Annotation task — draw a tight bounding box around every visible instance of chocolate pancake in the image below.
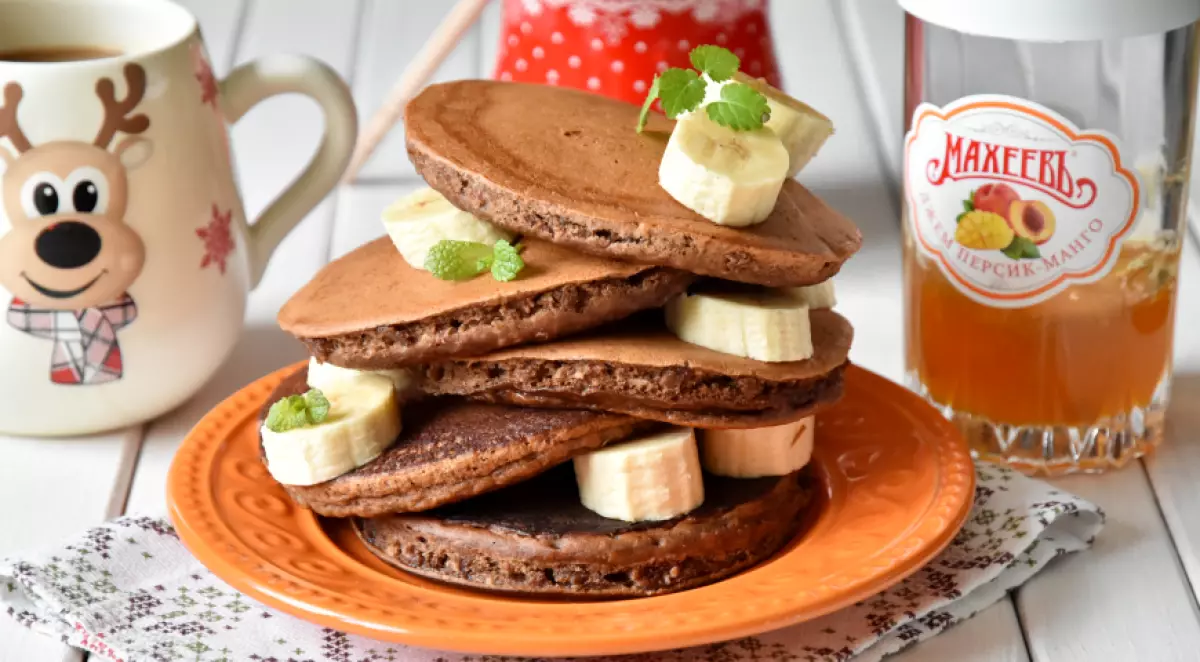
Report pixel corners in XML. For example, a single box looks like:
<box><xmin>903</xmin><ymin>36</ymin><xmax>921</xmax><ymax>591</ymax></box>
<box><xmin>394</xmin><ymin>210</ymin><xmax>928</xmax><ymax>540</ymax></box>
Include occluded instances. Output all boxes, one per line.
<box><xmin>355</xmin><ymin>464</ymin><xmax>812</xmax><ymax>596</ymax></box>
<box><xmin>415</xmin><ymin>309</ymin><xmax>853</xmax><ymax>428</ymax></box>
<box><xmin>262</xmin><ymin>368</ymin><xmax>654</xmax><ymax>517</ymax></box>
<box><xmin>405</xmin><ymin>80</ymin><xmax>862</xmax><ymax>287</ymax></box>
<box><xmin>278</xmin><ymin>237</ymin><xmax>693</xmax><ymax>368</ymax></box>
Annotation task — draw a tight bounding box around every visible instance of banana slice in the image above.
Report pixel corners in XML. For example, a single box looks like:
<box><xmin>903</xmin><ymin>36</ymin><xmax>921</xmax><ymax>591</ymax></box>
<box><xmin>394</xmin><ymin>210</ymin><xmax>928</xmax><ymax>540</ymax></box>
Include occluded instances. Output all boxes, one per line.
<box><xmin>665</xmin><ymin>288</ymin><xmax>812</xmax><ymax>362</ymax></box>
<box><xmin>381</xmin><ymin>187</ymin><xmax>513</xmax><ymax>269</ymax></box>
<box><xmin>261</xmin><ymin>376</ymin><xmax>401</xmax><ymax>486</ymax></box>
<box><xmin>658</xmin><ymin>111</ymin><xmax>789</xmax><ymax>227</ymax></box>
<box><xmin>702</xmin><ymin>417</ymin><xmax>814</xmax><ymax>478</ymax></box>
<box><xmin>788</xmin><ymin>280</ymin><xmax>836</xmax><ymax>309</ymax></box>
<box><xmin>573</xmin><ymin>427</ymin><xmax>704</xmax><ymax>522</ymax></box>
<box><xmin>732</xmin><ymin>73</ymin><xmax>833</xmax><ymax>178</ymax></box>
<box><xmin>307</xmin><ymin>357</ymin><xmax>412</xmax><ymax>396</ymax></box>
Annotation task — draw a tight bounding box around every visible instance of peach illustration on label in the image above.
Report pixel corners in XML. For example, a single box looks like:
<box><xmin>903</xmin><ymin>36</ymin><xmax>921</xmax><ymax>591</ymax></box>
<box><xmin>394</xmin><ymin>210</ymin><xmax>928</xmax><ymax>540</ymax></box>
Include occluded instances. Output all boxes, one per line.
<box><xmin>956</xmin><ymin>186</ymin><xmax>1049</xmax><ymax>261</ymax></box>
<box><xmin>1009</xmin><ymin>200</ymin><xmax>1055</xmax><ymax>245</ymax></box>
<box><xmin>972</xmin><ymin>183</ymin><xmax>1019</xmax><ymax>217</ymax></box>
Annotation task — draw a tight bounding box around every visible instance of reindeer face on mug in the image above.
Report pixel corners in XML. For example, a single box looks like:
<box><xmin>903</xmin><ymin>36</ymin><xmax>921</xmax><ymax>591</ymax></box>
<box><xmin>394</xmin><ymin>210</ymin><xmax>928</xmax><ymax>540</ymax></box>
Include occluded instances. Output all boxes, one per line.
<box><xmin>0</xmin><ymin>64</ymin><xmax>151</xmax><ymax>310</ymax></box>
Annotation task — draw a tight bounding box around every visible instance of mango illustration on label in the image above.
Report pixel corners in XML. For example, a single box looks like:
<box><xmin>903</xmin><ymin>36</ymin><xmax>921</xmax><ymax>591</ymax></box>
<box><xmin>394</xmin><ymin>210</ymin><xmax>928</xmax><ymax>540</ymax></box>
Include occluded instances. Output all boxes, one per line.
<box><xmin>905</xmin><ymin>95</ymin><xmax>1139</xmax><ymax>308</ymax></box>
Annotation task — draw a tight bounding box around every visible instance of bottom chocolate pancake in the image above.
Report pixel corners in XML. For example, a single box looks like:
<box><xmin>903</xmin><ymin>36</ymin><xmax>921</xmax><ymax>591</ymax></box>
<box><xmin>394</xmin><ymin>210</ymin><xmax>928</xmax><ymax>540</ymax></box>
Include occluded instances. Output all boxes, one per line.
<box><xmin>415</xmin><ymin>309</ymin><xmax>853</xmax><ymax>429</ymax></box>
<box><xmin>262</xmin><ymin>368</ymin><xmax>653</xmax><ymax>517</ymax></box>
<box><xmin>355</xmin><ymin>464</ymin><xmax>812</xmax><ymax>597</ymax></box>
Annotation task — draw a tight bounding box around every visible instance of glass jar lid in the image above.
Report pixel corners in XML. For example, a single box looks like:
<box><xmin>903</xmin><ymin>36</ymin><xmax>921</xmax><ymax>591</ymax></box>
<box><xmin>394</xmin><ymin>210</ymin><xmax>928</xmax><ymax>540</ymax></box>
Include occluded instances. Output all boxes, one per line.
<box><xmin>899</xmin><ymin>0</ymin><xmax>1200</xmax><ymax>41</ymax></box>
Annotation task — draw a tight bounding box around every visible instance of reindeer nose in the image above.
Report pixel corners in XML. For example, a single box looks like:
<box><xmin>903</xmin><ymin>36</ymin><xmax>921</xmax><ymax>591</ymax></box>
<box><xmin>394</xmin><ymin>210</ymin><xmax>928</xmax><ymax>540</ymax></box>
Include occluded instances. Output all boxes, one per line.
<box><xmin>35</xmin><ymin>221</ymin><xmax>102</xmax><ymax>269</ymax></box>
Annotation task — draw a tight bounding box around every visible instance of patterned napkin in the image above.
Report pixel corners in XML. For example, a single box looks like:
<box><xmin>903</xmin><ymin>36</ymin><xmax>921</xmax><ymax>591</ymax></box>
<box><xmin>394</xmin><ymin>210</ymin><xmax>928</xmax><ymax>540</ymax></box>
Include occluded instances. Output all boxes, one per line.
<box><xmin>2</xmin><ymin>463</ymin><xmax>1102</xmax><ymax>662</ymax></box>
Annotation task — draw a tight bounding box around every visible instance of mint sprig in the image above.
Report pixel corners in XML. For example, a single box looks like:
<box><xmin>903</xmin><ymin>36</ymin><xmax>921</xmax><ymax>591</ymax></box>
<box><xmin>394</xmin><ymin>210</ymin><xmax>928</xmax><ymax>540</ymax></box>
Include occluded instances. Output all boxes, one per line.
<box><xmin>689</xmin><ymin>45</ymin><xmax>739</xmax><ymax>81</ymax></box>
<box><xmin>425</xmin><ymin>239</ymin><xmax>526</xmax><ymax>282</ymax></box>
<box><xmin>705</xmin><ymin>83</ymin><xmax>771</xmax><ymax>131</ymax></box>
<box><xmin>266</xmin><ymin>388</ymin><xmax>331</xmax><ymax>433</ymax></box>
<box><xmin>490</xmin><ymin>239</ymin><xmax>525</xmax><ymax>281</ymax></box>
<box><xmin>658</xmin><ymin>69</ymin><xmax>705</xmax><ymax>119</ymax></box>
<box><xmin>637</xmin><ymin>76</ymin><xmax>662</xmax><ymax>133</ymax></box>
<box><xmin>636</xmin><ymin>44</ymin><xmax>769</xmax><ymax>133</ymax></box>
<box><xmin>425</xmin><ymin>240</ymin><xmax>493</xmax><ymax>280</ymax></box>
<box><xmin>304</xmin><ymin>389</ymin><xmax>330</xmax><ymax>421</ymax></box>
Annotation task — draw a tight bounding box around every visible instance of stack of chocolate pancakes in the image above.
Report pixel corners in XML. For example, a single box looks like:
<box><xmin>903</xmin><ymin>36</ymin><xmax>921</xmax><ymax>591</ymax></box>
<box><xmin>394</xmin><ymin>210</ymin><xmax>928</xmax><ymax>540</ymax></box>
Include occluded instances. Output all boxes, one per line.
<box><xmin>266</xmin><ymin>80</ymin><xmax>862</xmax><ymax>597</ymax></box>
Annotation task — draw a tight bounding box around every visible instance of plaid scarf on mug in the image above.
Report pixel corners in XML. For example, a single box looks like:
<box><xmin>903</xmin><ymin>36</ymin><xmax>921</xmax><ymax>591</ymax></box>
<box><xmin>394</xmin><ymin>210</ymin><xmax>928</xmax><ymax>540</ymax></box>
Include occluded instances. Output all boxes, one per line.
<box><xmin>7</xmin><ymin>294</ymin><xmax>138</xmax><ymax>385</ymax></box>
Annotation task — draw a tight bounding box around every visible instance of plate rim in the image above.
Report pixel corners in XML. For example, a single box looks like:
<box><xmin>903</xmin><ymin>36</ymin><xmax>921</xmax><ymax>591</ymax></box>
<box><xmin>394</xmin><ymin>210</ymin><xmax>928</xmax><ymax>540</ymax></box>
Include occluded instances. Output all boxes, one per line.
<box><xmin>167</xmin><ymin>361</ymin><xmax>975</xmax><ymax>656</ymax></box>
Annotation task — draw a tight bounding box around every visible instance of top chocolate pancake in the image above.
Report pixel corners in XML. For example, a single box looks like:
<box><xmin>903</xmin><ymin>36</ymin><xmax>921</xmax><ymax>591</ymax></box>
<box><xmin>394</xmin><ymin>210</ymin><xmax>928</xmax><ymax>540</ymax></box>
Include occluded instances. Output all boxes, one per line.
<box><xmin>406</xmin><ymin>80</ymin><xmax>862</xmax><ymax>287</ymax></box>
<box><xmin>416</xmin><ymin>309</ymin><xmax>854</xmax><ymax>429</ymax></box>
<box><xmin>277</xmin><ymin>236</ymin><xmax>692</xmax><ymax>368</ymax></box>
<box><xmin>264</xmin><ymin>367</ymin><xmax>653</xmax><ymax>517</ymax></box>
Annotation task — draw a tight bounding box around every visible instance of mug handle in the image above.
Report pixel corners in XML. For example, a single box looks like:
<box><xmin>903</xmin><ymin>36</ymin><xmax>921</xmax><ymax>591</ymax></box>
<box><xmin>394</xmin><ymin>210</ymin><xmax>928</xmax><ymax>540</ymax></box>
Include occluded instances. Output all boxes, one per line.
<box><xmin>220</xmin><ymin>55</ymin><xmax>358</xmax><ymax>288</ymax></box>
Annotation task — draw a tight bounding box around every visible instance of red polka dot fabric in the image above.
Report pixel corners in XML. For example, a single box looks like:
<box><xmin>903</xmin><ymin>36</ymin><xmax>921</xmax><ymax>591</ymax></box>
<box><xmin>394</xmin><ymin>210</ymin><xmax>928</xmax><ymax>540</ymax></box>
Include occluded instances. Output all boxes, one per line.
<box><xmin>493</xmin><ymin>0</ymin><xmax>781</xmax><ymax>106</ymax></box>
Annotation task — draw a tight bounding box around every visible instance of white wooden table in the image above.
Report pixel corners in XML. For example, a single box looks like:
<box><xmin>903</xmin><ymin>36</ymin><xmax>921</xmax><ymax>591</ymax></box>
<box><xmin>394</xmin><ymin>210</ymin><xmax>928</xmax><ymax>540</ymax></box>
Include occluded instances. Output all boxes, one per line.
<box><xmin>4</xmin><ymin>2</ymin><xmax>1200</xmax><ymax>660</ymax></box>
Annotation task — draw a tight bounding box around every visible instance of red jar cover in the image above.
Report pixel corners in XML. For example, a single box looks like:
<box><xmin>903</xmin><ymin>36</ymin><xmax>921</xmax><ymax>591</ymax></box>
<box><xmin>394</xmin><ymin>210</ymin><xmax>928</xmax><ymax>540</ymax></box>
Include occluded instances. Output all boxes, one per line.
<box><xmin>493</xmin><ymin>0</ymin><xmax>781</xmax><ymax>105</ymax></box>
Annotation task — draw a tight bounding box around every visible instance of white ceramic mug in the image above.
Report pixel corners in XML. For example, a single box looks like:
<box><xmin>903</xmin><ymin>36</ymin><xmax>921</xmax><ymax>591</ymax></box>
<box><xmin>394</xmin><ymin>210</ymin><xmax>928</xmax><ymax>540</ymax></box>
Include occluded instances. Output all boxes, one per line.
<box><xmin>0</xmin><ymin>0</ymin><xmax>357</xmax><ymax>435</ymax></box>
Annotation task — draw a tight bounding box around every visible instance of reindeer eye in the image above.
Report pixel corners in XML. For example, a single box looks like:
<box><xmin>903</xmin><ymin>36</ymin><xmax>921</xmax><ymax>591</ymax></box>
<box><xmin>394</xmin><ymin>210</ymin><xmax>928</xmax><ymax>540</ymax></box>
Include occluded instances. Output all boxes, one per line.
<box><xmin>64</xmin><ymin>167</ymin><xmax>109</xmax><ymax>215</ymax></box>
<box><xmin>74</xmin><ymin>181</ymin><xmax>99</xmax><ymax>213</ymax></box>
<box><xmin>33</xmin><ymin>183</ymin><xmax>58</xmax><ymax>216</ymax></box>
<box><xmin>20</xmin><ymin>175</ymin><xmax>65</xmax><ymax>219</ymax></box>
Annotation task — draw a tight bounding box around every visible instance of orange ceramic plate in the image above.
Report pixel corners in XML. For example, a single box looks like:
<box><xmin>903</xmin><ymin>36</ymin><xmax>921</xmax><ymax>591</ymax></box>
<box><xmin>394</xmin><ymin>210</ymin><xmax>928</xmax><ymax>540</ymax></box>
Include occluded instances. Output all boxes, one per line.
<box><xmin>167</xmin><ymin>362</ymin><xmax>974</xmax><ymax>657</ymax></box>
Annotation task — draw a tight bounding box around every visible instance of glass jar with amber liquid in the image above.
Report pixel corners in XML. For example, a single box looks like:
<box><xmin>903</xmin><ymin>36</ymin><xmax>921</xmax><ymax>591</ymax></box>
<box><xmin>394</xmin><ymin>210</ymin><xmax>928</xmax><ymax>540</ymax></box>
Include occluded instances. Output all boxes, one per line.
<box><xmin>900</xmin><ymin>0</ymin><xmax>1200</xmax><ymax>474</ymax></box>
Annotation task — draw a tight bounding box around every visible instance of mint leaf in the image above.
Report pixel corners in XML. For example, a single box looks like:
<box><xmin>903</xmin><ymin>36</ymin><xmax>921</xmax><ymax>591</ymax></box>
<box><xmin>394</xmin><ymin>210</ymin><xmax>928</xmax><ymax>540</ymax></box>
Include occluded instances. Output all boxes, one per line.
<box><xmin>962</xmin><ymin>199</ymin><xmax>974</xmax><ymax>212</ymax></box>
<box><xmin>636</xmin><ymin>75</ymin><xmax>661</xmax><ymax>133</ymax></box>
<box><xmin>705</xmin><ymin>82</ymin><xmax>770</xmax><ymax>130</ymax></box>
<box><xmin>265</xmin><ymin>389</ymin><xmax>332</xmax><ymax>432</ymax></box>
<box><xmin>303</xmin><ymin>389</ymin><xmax>330</xmax><ymax>424</ymax></box>
<box><xmin>425</xmin><ymin>240</ymin><xmax>494</xmax><ymax>281</ymax></box>
<box><xmin>690</xmin><ymin>45</ymin><xmax>739</xmax><ymax>82</ymax></box>
<box><xmin>1001</xmin><ymin>237</ymin><xmax>1040</xmax><ymax>260</ymax></box>
<box><xmin>491</xmin><ymin>239</ymin><xmax>525</xmax><ymax>282</ymax></box>
<box><xmin>473</xmin><ymin>250</ymin><xmax>495</xmax><ymax>273</ymax></box>
<box><xmin>657</xmin><ymin>68</ymin><xmax>706</xmax><ymax>119</ymax></box>
<box><xmin>423</xmin><ymin>239</ymin><xmax>527</xmax><ymax>282</ymax></box>
<box><xmin>265</xmin><ymin>395</ymin><xmax>309</xmax><ymax>433</ymax></box>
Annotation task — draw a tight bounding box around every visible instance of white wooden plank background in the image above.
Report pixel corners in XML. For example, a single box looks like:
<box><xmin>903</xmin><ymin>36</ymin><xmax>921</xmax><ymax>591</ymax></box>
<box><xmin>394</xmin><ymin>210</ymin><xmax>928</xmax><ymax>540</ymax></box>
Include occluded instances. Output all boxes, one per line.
<box><xmin>353</xmin><ymin>0</ymin><xmax>484</xmax><ymax>181</ymax></box>
<box><xmin>1020</xmin><ymin>467</ymin><xmax>1200</xmax><ymax>662</ymax></box>
<box><xmin>234</xmin><ymin>0</ymin><xmax>363</xmax><ymax>325</ymax></box>
<box><xmin>1145</xmin><ymin>374</ymin><xmax>1200</xmax><ymax>597</ymax></box>
<box><xmin>4</xmin><ymin>2</ymin><xmax>1200</xmax><ymax>661</ymax></box>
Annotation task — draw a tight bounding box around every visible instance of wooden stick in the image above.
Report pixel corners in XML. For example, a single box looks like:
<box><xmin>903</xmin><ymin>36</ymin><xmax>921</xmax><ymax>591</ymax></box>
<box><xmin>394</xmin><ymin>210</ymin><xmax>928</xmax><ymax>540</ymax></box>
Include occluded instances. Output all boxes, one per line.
<box><xmin>342</xmin><ymin>0</ymin><xmax>493</xmax><ymax>183</ymax></box>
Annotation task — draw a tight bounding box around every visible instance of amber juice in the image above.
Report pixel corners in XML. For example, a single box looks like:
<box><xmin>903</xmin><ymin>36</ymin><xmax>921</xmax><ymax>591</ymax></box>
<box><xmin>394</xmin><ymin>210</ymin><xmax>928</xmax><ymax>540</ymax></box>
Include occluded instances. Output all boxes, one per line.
<box><xmin>904</xmin><ymin>232</ymin><xmax>1179</xmax><ymax>474</ymax></box>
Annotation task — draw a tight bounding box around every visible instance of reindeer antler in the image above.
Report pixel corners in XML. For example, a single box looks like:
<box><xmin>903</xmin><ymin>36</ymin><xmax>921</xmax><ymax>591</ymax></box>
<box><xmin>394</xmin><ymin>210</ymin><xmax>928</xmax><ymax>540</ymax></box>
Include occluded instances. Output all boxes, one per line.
<box><xmin>0</xmin><ymin>83</ymin><xmax>32</xmax><ymax>154</ymax></box>
<box><xmin>93</xmin><ymin>63</ymin><xmax>150</xmax><ymax>149</ymax></box>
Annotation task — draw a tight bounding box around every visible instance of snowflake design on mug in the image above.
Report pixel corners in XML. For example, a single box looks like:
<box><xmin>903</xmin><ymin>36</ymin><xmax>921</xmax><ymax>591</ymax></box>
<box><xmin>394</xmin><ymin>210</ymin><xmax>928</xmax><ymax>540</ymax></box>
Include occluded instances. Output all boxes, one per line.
<box><xmin>189</xmin><ymin>42</ymin><xmax>219</xmax><ymax>109</ymax></box>
<box><xmin>196</xmin><ymin>204</ymin><xmax>234</xmax><ymax>274</ymax></box>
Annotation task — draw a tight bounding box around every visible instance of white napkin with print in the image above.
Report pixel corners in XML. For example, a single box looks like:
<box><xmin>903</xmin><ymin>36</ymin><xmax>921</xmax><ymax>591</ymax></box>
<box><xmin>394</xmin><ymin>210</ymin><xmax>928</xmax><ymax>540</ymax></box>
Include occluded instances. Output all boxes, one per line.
<box><xmin>1</xmin><ymin>463</ymin><xmax>1102</xmax><ymax>662</ymax></box>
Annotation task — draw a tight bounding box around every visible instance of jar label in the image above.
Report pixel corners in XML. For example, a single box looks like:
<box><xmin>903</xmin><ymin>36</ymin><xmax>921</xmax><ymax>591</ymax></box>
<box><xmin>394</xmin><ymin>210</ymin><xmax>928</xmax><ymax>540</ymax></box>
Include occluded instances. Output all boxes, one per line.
<box><xmin>904</xmin><ymin>95</ymin><xmax>1139</xmax><ymax>308</ymax></box>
